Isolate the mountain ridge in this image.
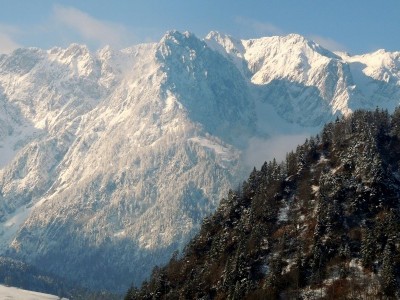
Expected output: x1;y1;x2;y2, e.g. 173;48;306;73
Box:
0;31;398;291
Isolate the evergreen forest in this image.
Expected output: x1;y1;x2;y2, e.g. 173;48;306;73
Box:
126;108;400;299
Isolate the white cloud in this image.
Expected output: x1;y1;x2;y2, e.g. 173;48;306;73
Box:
251;21;285;36
0;25;21;54
235;17;285;36
52;5;131;48
244;134;309;169
309;35;348;52
234;17;349;53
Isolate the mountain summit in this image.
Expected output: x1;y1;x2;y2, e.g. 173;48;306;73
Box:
0;31;399;291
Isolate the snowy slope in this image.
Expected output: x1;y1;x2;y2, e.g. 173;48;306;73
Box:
205;32;400;126
337;49;400;111
0;32;250;291
0;285;67;300
0;31;398;292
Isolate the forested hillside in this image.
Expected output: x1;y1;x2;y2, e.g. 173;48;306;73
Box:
0;31;399;291
127;108;400;299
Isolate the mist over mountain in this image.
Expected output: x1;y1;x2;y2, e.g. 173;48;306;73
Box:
0;30;398;291
128;109;400;299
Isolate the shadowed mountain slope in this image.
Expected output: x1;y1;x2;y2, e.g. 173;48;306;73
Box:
128;108;400;299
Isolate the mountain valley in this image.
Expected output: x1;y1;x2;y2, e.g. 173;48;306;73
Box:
0;31;399;292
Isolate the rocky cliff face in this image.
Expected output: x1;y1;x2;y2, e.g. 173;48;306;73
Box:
0;31;398;291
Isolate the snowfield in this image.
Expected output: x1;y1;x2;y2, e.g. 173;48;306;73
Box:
0;30;398;291
0;285;67;300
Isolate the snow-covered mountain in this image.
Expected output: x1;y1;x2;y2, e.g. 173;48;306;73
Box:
206;32;400;126
0;30;398;291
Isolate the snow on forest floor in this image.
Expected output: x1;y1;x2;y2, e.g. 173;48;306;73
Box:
0;285;67;300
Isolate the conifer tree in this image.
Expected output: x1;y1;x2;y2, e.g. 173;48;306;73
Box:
361;226;375;268
380;242;397;296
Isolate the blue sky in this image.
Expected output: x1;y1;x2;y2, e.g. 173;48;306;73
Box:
0;0;399;54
